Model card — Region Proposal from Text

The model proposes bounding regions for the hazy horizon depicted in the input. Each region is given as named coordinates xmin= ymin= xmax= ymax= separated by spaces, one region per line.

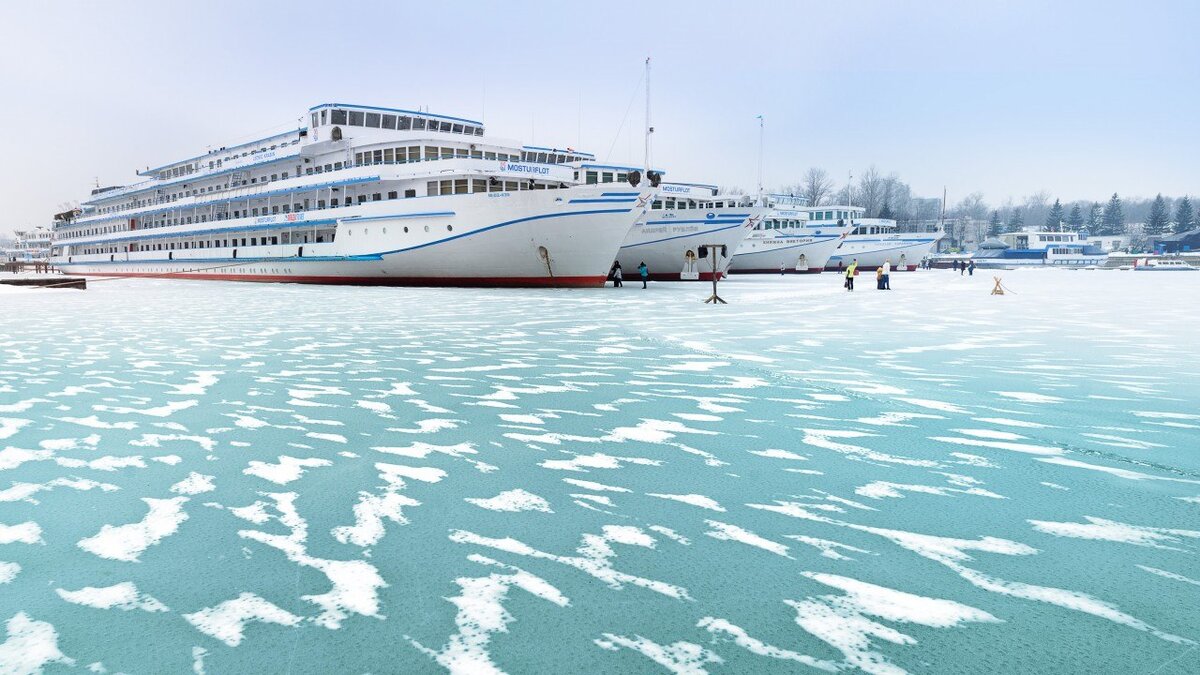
xmin=2 ymin=0 xmax=1197 ymax=235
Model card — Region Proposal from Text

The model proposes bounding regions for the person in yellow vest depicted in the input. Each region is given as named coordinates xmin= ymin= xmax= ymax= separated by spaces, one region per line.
xmin=845 ymin=259 xmax=858 ymax=291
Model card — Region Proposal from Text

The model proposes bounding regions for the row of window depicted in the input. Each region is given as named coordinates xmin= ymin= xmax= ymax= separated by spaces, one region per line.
xmin=810 ymin=210 xmax=861 ymax=221
xmin=354 ymin=146 xmax=524 ymax=166
xmin=755 ymin=219 xmax=806 ymax=230
xmin=313 ymin=108 xmax=485 ymax=137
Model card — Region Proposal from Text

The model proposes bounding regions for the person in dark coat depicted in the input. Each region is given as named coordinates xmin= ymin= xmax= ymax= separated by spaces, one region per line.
xmin=610 ymin=261 xmax=623 ymax=287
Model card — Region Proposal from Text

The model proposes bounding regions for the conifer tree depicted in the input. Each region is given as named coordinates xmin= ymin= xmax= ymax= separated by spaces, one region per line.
xmin=1006 ymin=209 xmax=1024 ymax=233
xmin=879 ymin=201 xmax=893 ymax=220
xmin=1102 ymin=193 xmax=1124 ymax=236
xmin=987 ymin=210 xmax=1002 ymax=237
xmin=1086 ymin=203 xmax=1102 ymax=233
xmin=1144 ymin=194 xmax=1169 ymax=237
xmin=1066 ymin=204 xmax=1084 ymax=231
xmin=1044 ymin=199 xmax=1065 ymax=230
xmin=1174 ymin=196 xmax=1195 ymax=233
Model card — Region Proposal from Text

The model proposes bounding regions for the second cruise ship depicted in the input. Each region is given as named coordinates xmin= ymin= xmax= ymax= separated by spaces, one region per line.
xmin=50 ymin=104 xmax=654 ymax=287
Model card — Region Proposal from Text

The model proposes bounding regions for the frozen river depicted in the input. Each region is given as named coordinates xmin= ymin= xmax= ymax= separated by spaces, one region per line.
xmin=1 ymin=269 xmax=1198 ymax=674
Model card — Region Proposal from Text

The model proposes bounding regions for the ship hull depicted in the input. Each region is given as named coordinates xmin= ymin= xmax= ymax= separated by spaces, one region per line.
xmin=825 ymin=235 xmax=940 ymax=271
xmin=728 ymin=229 xmax=848 ymax=274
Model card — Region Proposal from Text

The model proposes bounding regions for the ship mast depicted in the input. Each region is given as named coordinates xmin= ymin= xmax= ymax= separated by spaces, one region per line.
xmin=756 ymin=115 xmax=764 ymax=204
xmin=643 ymin=57 xmax=652 ymax=180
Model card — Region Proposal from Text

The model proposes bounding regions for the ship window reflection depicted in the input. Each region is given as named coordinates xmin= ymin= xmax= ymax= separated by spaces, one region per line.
xmin=331 ymin=109 xmax=347 ymax=124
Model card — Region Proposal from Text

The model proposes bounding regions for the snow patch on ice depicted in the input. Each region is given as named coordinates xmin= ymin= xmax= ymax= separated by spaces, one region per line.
xmin=183 ymin=593 xmax=303 ymax=647
xmin=55 ymin=582 xmax=169 ymax=612
xmin=77 ymin=497 xmax=189 ymax=562
xmin=465 ymin=489 xmax=552 ymax=513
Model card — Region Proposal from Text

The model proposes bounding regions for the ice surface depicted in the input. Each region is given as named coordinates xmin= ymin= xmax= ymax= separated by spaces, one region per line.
xmin=1 ymin=270 xmax=1198 ymax=672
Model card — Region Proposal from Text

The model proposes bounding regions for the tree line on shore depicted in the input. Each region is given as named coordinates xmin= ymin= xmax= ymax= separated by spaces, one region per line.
xmin=783 ymin=167 xmax=1196 ymax=241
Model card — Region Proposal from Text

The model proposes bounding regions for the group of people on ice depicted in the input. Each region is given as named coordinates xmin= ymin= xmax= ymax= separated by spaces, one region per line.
xmin=609 ymin=261 xmax=649 ymax=288
xmin=843 ymin=258 xmax=896 ymax=291
xmin=952 ymin=259 xmax=976 ymax=275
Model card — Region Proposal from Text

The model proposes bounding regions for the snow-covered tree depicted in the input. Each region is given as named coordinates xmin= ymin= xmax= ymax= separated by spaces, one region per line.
xmin=1174 ymin=196 xmax=1195 ymax=233
xmin=1102 ymin=193 xmax=1125 ymax=235
xmin=987 ymin=210 xmax=1003 ymax=237
xmin=1086 ymin=202 xmax=1102 ymax=233
xmin=1144 ymin=194 xmax=1169 ymax=237
xmin=1006 ymin=208 xmax=1024 ymax=233
xmin=1044 ymin=199 xmax=1065 ymax=231
xmin=799 ymin=167 xmax=833 ymax=207
xmin=1066 ymin=204 xmax=1084 ymax=231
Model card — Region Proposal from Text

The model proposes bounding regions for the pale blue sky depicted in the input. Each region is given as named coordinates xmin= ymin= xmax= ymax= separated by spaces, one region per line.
xmin=1 ymin=0 xmax=1197 ymax=232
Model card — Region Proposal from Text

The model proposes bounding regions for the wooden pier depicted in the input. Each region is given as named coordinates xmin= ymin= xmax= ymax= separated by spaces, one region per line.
xmin=2 ymin=262 xmax=86 ymax=289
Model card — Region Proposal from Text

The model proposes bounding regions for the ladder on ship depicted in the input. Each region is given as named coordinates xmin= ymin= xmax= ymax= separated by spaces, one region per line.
xmin=228 ymin=171 xmax=245 ymax=189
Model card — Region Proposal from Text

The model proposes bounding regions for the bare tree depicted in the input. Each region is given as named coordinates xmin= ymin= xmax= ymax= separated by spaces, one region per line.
xmin=1021 ymin=191 xmax=1052 ymax=229
xmin=953 ymin=192 xmax=989 ymax=221
xmin=800 ymin=167 xmax=833 ymax=206
xmin=857 ymin=166 xmax=886 ymax=216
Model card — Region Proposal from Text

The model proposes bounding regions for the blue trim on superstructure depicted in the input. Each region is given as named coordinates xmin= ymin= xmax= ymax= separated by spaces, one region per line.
xmin=65 ymin=218 xmax=343 ymax=247
xmin=92 ymin=149 xmax=306 ymax=206
xmin=568 ymin=198 xmax=638 ymax=204
xmin=137 ymin=129 xmax=304 ymax=177
xmin=309 ymin=103 xmax=481 ymax=126
xmin=74 ymin=175 xmax=381 ymax=227
xmin=622 ymin=223 xmax=745 ymax=249
xmin=600 ymin=192 xmax=640 ymax=197
xmin=60 ymin=253 xmax=384 ymax=266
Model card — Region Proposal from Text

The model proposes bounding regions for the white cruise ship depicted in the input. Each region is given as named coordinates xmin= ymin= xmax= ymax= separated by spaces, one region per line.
xmin=612 ymin=179 xmax=767 ymax=280
xmin=4 ymin=226 xmax=53 ymax=262
xmin=820 ymin=207 xmax=941 ymax=271
xmin=50 ymin=104 xmax=655 ymax=287
xmin=729 ymin=194 xmax=851 ymax=274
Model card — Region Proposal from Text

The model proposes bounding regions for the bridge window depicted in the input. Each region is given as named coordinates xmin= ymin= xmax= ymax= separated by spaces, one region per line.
xmin=365 ymin=112 xmax=381 ymax=128
xmin=348 ymin=111 xmax=364 ymax=126
xmin=382 ymin=114 xmax=397 ymax=130
xmin=585 ymin=171 xmax=598 ymax=184
xmin=412 ymin=118 xmax=426 ymax=130
xmin=452 ymin=124 xmax=464 ymax=133
xmin=398 ymin=116 xmax=411 ymax=130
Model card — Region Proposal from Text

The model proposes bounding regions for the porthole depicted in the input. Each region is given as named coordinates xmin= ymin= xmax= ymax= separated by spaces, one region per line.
xmin=403 ymin=226 xmax=409 ymax=233
xmin=382 ymin=227 xmax=387 ymax=234
xmin=447 ymin=225 xmax=453 ymax=232
xmin=424 ymin=225 xmax=430 ymax=232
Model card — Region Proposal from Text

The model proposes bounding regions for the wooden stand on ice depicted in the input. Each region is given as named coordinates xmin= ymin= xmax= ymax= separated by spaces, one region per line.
xmin=700 ymin=244 xmax=728 ymax=304
xmin=991 ymin=276 xmax=1005 ymax=295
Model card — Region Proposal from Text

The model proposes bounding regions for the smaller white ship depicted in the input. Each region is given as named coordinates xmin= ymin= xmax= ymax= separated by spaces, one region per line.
xmin=1132 ymin=257 xmax=1196 ymax=271
xmin=824 ymin=209 xmax=941 ymax=271
xmin=4 ymin=226 xmax=53 ymax=262
xmin=614 ymin=181 xmax=767 ymax=280
xmin=965 ymin=231 xmax=1108 ymax=268
xmin=729 ymin=195 xmax=851 ymax=274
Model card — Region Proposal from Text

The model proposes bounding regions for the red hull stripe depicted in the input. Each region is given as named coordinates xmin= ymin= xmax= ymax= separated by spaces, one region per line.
xmin=71 ymin=271 xmax=607 ymax=288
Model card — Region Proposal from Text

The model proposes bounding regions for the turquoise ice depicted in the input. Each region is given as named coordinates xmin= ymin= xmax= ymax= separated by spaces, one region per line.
xmin=0 ymin=269 xmax=1197 ymax=673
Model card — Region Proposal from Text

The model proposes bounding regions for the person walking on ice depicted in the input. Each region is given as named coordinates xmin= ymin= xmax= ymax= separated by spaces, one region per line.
xmin=882 ymin=259 xmax=892 ymax=290
xmin=845 ymin=258 xmax=858 ymax=291
xmin=638 ymin=261 xmax=649 ymax=289
xmin=968 ymin=260 xmax=976 ymax=276
xmin=611 ymin=261 xmax=623 ymax=287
